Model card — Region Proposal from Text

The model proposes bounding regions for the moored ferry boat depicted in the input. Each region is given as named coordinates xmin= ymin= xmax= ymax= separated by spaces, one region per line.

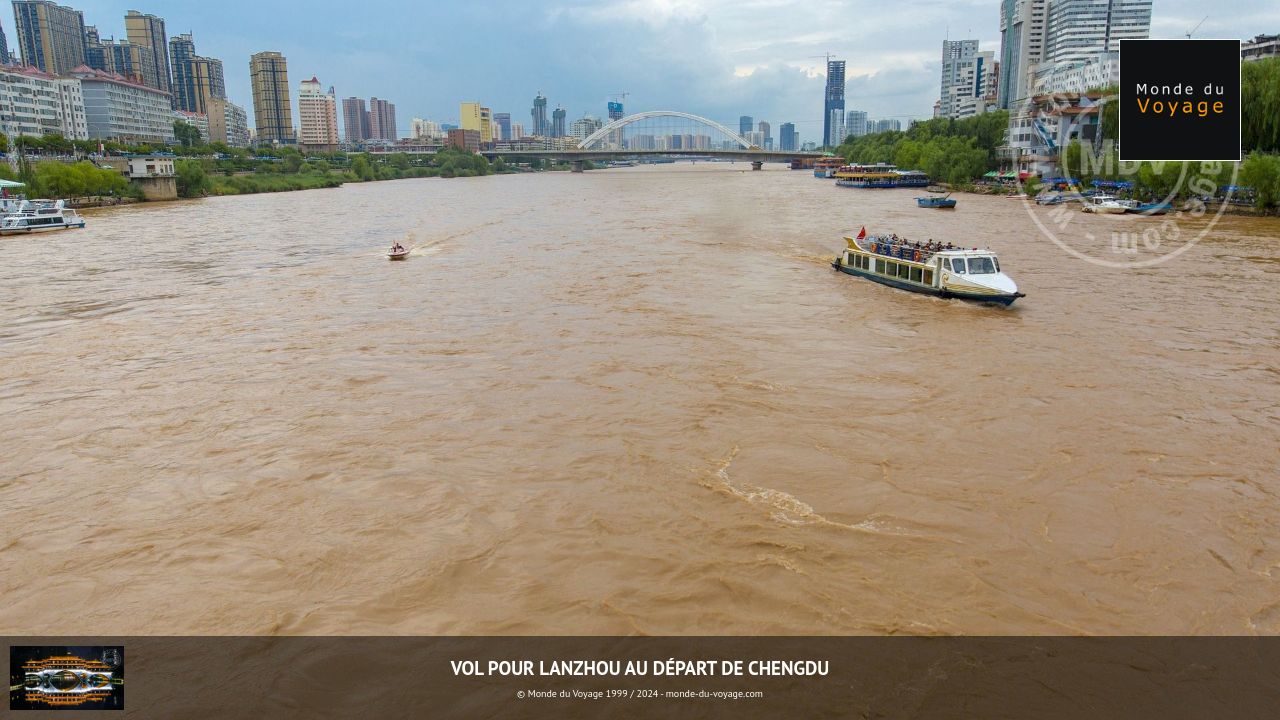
xmin=834 ymin=163 xmax=898 ymax=188
xmin=0 ymin=199 xmax=86 ymax=235
xmin=813 ymin=157 xmax=843 ymax=178
xmin=831 ymin=229 xmax=1024 ymax=306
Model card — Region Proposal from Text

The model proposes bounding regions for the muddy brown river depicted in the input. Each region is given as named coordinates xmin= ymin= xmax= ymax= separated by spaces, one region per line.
xmin=2 ymin=164 xmax=1277 ymax=635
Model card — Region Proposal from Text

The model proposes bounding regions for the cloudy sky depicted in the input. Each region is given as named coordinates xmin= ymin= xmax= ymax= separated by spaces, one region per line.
xmin=27 ymin=0 xmax=1280 ymax=143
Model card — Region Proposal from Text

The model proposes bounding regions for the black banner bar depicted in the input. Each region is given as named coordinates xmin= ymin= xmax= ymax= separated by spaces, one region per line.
xmin=8 ymin=637 xmax=1280 ymax=718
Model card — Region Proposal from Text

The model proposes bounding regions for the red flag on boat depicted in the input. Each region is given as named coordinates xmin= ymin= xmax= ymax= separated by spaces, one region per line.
xmin=856 ymin=226 xmax=866 ymax=240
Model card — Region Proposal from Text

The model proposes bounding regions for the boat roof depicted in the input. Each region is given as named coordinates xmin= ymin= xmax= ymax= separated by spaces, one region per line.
xmin=844 ymin=236 xmax=1000 ymax=257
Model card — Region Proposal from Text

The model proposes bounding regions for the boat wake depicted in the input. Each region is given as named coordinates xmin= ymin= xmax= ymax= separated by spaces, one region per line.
xmin=701 ymin=445 xmax=954 ymax=542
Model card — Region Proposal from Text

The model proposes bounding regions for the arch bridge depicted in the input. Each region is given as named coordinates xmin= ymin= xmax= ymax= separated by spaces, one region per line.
xmin=478 ymin=110 xmax=822 ymax=170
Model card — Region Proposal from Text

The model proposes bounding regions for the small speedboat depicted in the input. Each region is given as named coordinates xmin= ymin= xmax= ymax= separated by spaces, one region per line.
xmin=388 ymin=245 xmax=410 ymax=260
xmin=1036 ymin=194 xmax=1065 ymax=205
xmin=916 ymin=195 xmax=956 ymax=209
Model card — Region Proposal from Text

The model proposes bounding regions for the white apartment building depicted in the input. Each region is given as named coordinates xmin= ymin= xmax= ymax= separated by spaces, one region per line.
xmin=0 ymin=65 xmax=88 ymax=140
xmin=71 ymin=66 xmax=174 ymax=143
xmin=297 ymin=76 xmax=339 ymax=152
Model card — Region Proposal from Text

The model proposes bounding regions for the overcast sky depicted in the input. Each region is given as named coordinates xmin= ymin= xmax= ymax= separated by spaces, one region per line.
xmin=21 ymin=0 xmax=1280 ymax=143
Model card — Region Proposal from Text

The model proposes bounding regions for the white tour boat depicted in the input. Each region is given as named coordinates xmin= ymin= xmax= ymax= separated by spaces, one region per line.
xmin=0 ymin=199 xmax=86 ymax=235
xmin=832 ymin=230 xmax=1024 ymax=306
xmin=1081 ymin=195 xmax=1135 ymax=214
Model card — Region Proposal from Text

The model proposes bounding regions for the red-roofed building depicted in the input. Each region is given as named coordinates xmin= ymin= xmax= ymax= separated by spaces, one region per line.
xmin=0 ymin=63 xmax=87 ymax=139
xmin=70 ymin=65 xmax=174 ymax=143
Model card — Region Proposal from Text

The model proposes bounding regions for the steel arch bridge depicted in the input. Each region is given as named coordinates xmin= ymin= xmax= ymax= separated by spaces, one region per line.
xmin=577 ymin=110 xmax=758 ymax=150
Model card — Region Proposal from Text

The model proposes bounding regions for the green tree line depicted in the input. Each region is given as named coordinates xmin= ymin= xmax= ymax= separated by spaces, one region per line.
xmin=833 ymin=111 xmax=1009 ymax=185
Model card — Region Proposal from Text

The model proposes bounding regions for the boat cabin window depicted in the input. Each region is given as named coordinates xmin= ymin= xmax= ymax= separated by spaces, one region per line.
xmin=950 ymin=258 xmax=966 ymax=274
xmin=910 ymin=267 xmax=923 ymax=283
xmin=876 ymin=259 xmax=887 ymax=275
xmin=897 ymin=264 xmax=909 ymax=279
xmin=967 ymin=257 xmax=996 ymax=274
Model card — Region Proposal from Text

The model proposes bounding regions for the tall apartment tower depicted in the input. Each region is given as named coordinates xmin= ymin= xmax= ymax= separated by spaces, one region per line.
xmin=551 ymin=107 xmax=566 ymax=138
xmin=250 ymin=51 xmax=295 ymax=144
xmin=169 ymin=34 xmax=195 ymax=110
xmin=298 ymin=77 xmax=339 ymax=153
xmin=997 ymin=0 xmax=1047 ymax=108
xmin=778 ymin=122 xmax=797 ymax=152
xmin=531 ymin=93 xmax=547 ymax=136
xmin=1044 ymin=0 xmax=1151 ymax=65
xmin=12 ymin=0 xmax=86 ymax=75
xmin=738 ymin=115 xmax=753 ymax=137
xmin=124 ymin=10 xmax=170 ymax=95
xmin=757 ymin=120 xmax=771 ymax=150
xmin=368 ymin=97 xmax=396 ymax=141
xmin=493 ymin=112 xmax=511 ymax=142
xmin=823 ymin=58 xmax=845 ymax=147
xmin=341 ymin=97 xmax=369 ymax=142
xmin=939 ymin=39 xmax=995 ymax=119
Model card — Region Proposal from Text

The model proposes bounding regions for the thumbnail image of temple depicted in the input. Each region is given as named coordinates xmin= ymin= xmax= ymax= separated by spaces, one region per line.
xmin=9 ymin=647 xmax=124 ymax=710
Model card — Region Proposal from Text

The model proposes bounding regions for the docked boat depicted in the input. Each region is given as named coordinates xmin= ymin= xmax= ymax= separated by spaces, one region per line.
xmin=1035 ymin=193 xmax=1066 ymax=205
xmin=388 ymin=244 xmax=410 ymax=260
xmin=834 ymin=163 xmax=898 ymax=188
xmin=831 ymin=229 xmax=1023 ymax=306
xmin=1127 ymin=201 xmax=1172 ymax=215
xmin=813 ymin=158 xmax=843 ymax=178
xmin=916 ymin=195 xmax=957 ymax=209
xmin=0 ymin=199 xmax=86 ymax=235
xmin=1081 ymin=195 xmax=1134 ymax=214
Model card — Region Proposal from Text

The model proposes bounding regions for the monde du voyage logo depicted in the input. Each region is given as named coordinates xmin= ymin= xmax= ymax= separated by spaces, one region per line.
xmin=1120 ymin=39 xmax=1241 ymax=162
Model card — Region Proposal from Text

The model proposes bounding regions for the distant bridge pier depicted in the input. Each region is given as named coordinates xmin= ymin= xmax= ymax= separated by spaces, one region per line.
xmin=571 ymin=160 xmax=585 ymax=173
xmin=751 ymin=161 xmax=763 ymax=171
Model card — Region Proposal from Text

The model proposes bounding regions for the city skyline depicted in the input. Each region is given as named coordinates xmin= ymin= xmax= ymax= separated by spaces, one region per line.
xmin=1 ymin=0 xmax=1276 ymax=139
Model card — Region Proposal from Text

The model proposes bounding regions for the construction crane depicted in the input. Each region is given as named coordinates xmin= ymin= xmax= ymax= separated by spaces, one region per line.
xmin=1186 ymin=15 xmax=1208 ymax=39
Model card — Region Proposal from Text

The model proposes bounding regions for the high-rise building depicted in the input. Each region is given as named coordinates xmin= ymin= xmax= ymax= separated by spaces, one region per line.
xmin=459 ymin=101 xmax=481 ymax=135
xmin=823 ymin=58 xmax=845 ymax=147
xmin=480 ymin=106 xmax=492 ymax=144
xmin=493 ymin=112 xmax=510 ymax=141
xmin=249 ymin=51 xmax=294 ymax=144
xmin=551 ymin=106 xmax=566 ymax=137
xmin=83 ymin=25 xmax=107 ymax=71
xmin=569 ymin=115 xmax=602 ymax=142
xmin=168 ymin=34 xmax=194 ymax=110
xmin=342 ymin=97 xmax=369 ymax=142
xmin=738 ymin=115 xmax=752 ymax=137
xmin=843 ymin=110 xmax=868 ymax=139
xmin=997 ymin=0 xmax=1048 ymax=109
xmin=756 ymin=120 xmax=771 ymax=150
xmin=169 ymin=34 xmax=223 ymax=114
xmin=531 ymin=92 xmax=547 ymax=136
xmin=207 ymin=97 xmax=250 ymax=147
xmin=872 ymin=119 xmax=901 ymax=133
xmin=189 ymin=55 xmax=224 ymax=114
xmin=297 ymin=76 xmax=338 ymax=152
xmin=509 ymin=121 xmax=524 ymax=139
xmin=106 ymin=39 xmax=160 ymax=91
xmin=124 ymin=10 xmax=169 ymax=95
xmin=939 ymin=39 xmax=996 ymax=119
xmin=13 ymin=0 xmax=86 ymax=75
xmin=0 ymin=17 xmax=9 ymax=64
xmin=368 ymin=97 xmax=395 ymax=141
xmin=1044 ymin=0 xmax=1151 ymax=66
xmin=778 ymin=122 xmax=797 ymax=152
xmin=410 ymin=118 xmax=441 ymax=140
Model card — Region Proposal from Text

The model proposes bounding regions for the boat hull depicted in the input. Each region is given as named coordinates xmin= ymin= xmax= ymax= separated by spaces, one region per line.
xmin=0 ymin=221 xmax=85 ymax=235
xmin=832 ymin=261 xmax=1022 ymax=306
xmin=388 ymin=252 xmax=409 ymax=260
xmin=916 ymin=198 xmax=957 ymax=208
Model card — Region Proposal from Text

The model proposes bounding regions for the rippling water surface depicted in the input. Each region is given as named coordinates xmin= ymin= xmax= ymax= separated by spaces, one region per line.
xmin=2 ymin=164 xmax=1278 ymax=635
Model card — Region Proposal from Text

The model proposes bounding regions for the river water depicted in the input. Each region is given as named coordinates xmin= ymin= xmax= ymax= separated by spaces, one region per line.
xmin=2 ymin=164 xmax=1278 ymax=635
